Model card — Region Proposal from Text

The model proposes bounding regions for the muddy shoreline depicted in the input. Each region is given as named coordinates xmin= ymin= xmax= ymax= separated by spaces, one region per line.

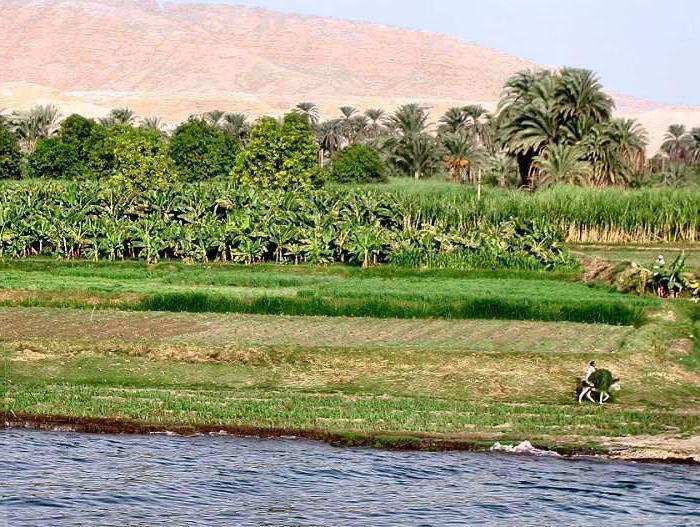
xmin=4 ymin=413 xmax=697 ymax=465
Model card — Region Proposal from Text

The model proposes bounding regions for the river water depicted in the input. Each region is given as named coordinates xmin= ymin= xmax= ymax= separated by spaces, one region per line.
xmin=2 ymin=429 xmax=698 ymax=526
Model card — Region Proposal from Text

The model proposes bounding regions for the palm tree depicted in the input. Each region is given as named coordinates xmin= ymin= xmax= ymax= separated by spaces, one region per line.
xmin=387 ymin=104 xmax=439 ymax=180
xmin=316 ymin=119 xmax=344 ymax=165
xmin=141 ymin=116 xmax=165 ymax=133
xmin=438 ymin=107 xmax=469 ymax=135
xmin=692 ymin=127 xmax=700 ymax=162
xmin=555 ymin=68 xmax=614 ymax=124
xmin=533 ymin=143 xmax=592 ymax=186
xmin=103 ymin=107 xmax=136 ymax=126
xmin=441 ymin=133 xmax=483 ymax=184
xmin=497 ymin=68 xmax=627 ymax=188
xmin=11 ymin=104 xmax=60 ymax=151
xmin=294 ymin=102 xmax=320 ymax=125
xmin=388 ymin=133 xmax=441 ymax=180
xmin=463 ymin=104 xmax=490 ymax=142
xmin=339 ymin=106 xmax=357 ymax=120
xmin=204 ymin=110 xmax=226 ymax=127
xmin=363 ymin=108 xmax=387 ymax=141
xmin=661 ymin=124 xmax=693 ymax=163
xmin=608 ymin=118 xmax=647 ymax=173
xmin=389 ymin=103 xmax=429 ymax=137
xmin=221 ymin=113 xmax=250 ymax=143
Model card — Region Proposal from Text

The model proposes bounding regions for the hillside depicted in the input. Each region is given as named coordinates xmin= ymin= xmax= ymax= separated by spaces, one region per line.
xmin=1 ymin=0 xmax=698 ymax=152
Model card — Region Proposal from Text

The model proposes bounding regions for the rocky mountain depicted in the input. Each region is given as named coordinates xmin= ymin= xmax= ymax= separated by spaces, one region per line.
xmin=1 ymin=0 xmax=698 ymax=153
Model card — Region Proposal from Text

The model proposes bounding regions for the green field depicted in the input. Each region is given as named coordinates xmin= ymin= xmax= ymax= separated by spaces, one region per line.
xmin=2 ymin=257 xmax=699 ymax=460
xmin=0 ymin=260 xmax=655 ymax=324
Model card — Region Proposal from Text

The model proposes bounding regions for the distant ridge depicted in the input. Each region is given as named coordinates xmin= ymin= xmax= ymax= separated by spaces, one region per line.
xmin=1 ymin=0 xmax=698 ymax=152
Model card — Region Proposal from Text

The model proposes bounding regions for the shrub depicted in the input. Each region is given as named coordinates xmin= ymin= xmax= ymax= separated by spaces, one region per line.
xmin=26 ymin=137 xmax=83 ymax=179
xmin=169 ymin=118 xmax=239 ymax=181
xmin=233 ymin=113 xmax=318 ymax=189
xmin=331 ymin=144 xmax=386 ymax=184
xmin=0 ymin=123 xmax=21 ymax=179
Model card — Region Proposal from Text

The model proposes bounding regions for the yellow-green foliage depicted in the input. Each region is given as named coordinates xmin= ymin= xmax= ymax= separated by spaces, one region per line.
xmin=232 ymin=113 xmax=318 ymax=189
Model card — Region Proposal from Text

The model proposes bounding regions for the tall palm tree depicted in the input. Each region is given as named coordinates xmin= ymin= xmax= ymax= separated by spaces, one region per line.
xmin=497 ymin=68 xmax=625 ymax=188
xmin=661 ymin=124 xmax=693 ymax=163
xmin=607 ymin=118 xmax=647 ymax=173
xmin=105 ymin=107 xmax=136 ymax=126
xmin=141 ymin=116 xmax=165 ymax=133
xmin=204 ymin=110 xmax=226 ymax=127
xmin=441 ymin=132 xmax=484 ymax=184
xmin=534 ymin=143 xmax=592 ymax=186
xmin=555 ymin=68 xmax=614 ymax=124
xmin=364 ymin=108 xmax=386 ymax=139
xmin=438 ymin=107 xmax=468 ymax=135
xmin=339 ymin=106 xmax=357 ymax=120
xmin=316 ymin=119 xmax=344 ymax=165
xmin=388 ymin=133 xmax=441 ymax=180
xmin=389 ymin=103 xmax=429 ymax=137
xmin=295 ymin=102 xmax=320 ymax=125
xmin=463 ymin=104 xmax=490 ymax=143
xmin=11 ymin=104 xmax=60 ymax=151
xmin=221 ymin=113 xmax=250 ymax=143
xmin=386 ymin=104 xmax=439 ymax=179
xmin=692 ymin=127 xmax=700 ymax=162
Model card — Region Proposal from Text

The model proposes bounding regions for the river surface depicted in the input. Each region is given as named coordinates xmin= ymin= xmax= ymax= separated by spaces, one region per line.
xmin=2 ymin=429 xmax=699 ymax=526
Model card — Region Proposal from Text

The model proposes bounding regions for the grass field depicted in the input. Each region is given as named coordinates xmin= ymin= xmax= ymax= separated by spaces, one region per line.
xmin=2 ymin=256 xmax=698 ymax=460
xmin=0 ymin=260 xmax=656 ymax=325
xmin=3 ymin=305 xmax=698 ymax=456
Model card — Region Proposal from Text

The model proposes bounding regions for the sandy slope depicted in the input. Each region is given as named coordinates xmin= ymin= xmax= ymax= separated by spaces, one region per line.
xmin=1 ymin=0 xmax=698 ymax=153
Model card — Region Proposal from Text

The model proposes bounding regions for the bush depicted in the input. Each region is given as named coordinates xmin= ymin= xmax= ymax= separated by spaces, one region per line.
xmin=169 ymin=118 xmax=239 ymax=181
xmin=233 ymin=113 xmax=318 ymax=189
xmin=26 ymin=137 xmax=83 ymax=179
xmin=0 ymin=123 xmax=21 ymax=179
xmin=331 ymin=144 xmax=386 ymax=184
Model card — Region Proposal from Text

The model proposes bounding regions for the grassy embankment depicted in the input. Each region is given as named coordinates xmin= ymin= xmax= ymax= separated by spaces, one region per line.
xmin=2 ymin=259 xmax=699 ymax=458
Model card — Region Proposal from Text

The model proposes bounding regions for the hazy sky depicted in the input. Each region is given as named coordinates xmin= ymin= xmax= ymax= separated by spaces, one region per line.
xmin=166 ymin=0 xmax=699 ymax=105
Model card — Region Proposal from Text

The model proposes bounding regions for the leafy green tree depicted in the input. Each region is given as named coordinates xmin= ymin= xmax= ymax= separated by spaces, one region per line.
xmin=58 ymin=114 xmax=99 ymax=161
xmin=331 ymin=144 xmax=386 ymax=184
xmin=26 ymin=137 xmax=83 ymax=179
xmin=92 ymin=126 xmax=176 ymax=190
xmin=169 ymin=118 xmax=239 ymax=181
xmin=233 ymin=113 xmax=318 ymax=189
xmin=0 ymin=123 xmax=21 ymax=179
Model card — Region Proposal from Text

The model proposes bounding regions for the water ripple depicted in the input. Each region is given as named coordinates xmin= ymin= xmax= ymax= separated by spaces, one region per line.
xmin=2 ymin=429 xmax=699 ymax=526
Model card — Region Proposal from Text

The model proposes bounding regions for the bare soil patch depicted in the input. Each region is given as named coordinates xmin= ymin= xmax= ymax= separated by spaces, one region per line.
xmin=0 ymin=307 xmax=631 ymax=354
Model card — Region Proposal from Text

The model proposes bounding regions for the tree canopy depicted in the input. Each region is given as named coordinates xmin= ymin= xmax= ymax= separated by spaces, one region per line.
xmin=169 ymin=118 xmax=239 ymax=181
xmin=232 ymin=113 xmax=318 ymax=189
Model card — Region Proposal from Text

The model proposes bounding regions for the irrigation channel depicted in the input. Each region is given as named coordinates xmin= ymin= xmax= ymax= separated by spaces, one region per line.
xmin=3 ymin=430 xmax=699 ymax=526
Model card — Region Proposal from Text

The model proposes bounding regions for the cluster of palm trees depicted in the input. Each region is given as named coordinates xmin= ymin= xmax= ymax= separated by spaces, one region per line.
xmin=496 ymin=68 xmax=649 ymax=187
xmin=3 ymin=67 xmax=698 ymax=189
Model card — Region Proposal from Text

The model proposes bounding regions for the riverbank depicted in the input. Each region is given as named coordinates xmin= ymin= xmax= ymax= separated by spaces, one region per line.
xmin=5 ymin=414 xmax=699 ymax=464
xmin=3 ymin=300 xmax=698 ymax=463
